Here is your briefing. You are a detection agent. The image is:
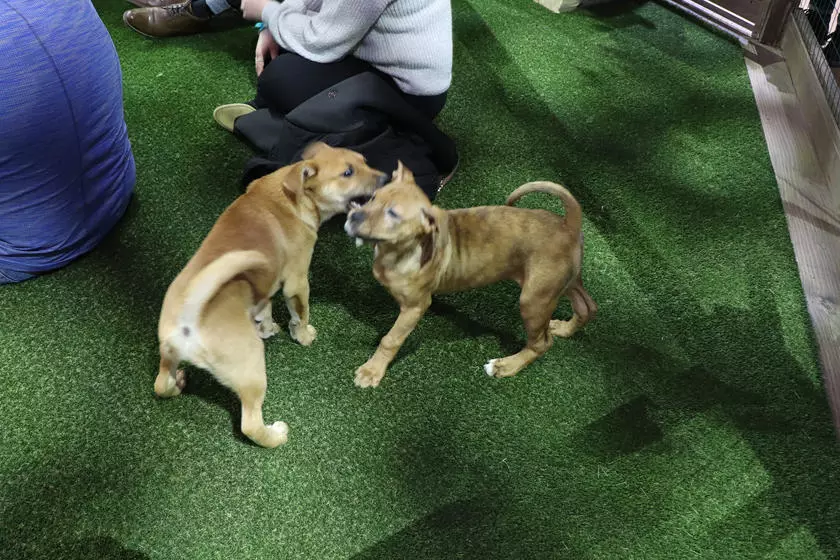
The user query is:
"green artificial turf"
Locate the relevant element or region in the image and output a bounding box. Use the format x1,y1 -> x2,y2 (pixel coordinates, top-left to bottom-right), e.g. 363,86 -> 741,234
2,0 -> 840,558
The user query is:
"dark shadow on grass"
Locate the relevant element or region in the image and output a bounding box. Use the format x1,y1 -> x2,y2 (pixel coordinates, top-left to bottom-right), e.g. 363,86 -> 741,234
352,497 -> 520,560
581,0 -> 656,30
178,17 -> 259,65
429,299 -> 522,355
179,367 -> 257,445
0,454 -> 147,559
353,430 -> 584,560
60,537 -> 150,560
574,395 -> 664,458
581,285 -> 840,554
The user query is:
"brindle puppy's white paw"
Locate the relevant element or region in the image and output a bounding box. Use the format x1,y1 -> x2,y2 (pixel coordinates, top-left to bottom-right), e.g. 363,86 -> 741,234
290,321 -> 317,346
354,362 -> 386,388
483,359 -> 498,377
267,421 -> 289,448
483,357 -> 520,378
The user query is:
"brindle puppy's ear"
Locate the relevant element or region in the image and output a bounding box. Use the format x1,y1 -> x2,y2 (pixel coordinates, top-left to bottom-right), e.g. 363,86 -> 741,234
419,206 -> 441,267
301,141 -> 330,160
283,161 -> 318,204
420,206 -> 438,234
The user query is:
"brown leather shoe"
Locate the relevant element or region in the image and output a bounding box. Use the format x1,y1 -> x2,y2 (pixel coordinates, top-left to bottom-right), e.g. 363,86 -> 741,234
127,0 -> 182,7
123,2 -> 210,37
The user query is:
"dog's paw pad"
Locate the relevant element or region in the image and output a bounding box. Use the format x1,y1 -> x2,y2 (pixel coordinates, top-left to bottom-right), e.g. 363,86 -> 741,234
483,359 -> 497,377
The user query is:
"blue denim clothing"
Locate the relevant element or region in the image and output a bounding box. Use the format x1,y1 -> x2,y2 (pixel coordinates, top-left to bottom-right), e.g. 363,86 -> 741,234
0,0 -> 135,280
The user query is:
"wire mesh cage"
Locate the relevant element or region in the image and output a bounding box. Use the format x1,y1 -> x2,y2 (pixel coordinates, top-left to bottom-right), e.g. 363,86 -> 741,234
802,0 -> 840,64
796,4 -> 840,125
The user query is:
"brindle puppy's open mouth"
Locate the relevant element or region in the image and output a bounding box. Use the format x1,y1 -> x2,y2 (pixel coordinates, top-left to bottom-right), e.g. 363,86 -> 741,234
346,224 -> 387,247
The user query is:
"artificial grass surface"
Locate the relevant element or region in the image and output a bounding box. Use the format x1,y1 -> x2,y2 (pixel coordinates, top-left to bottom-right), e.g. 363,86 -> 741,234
2,0 -> 839,558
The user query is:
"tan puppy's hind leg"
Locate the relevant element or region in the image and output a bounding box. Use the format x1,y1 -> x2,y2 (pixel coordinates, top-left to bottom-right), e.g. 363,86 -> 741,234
239,382 -> 289,449
206,301 -> 288,449
220,340 -> 289,449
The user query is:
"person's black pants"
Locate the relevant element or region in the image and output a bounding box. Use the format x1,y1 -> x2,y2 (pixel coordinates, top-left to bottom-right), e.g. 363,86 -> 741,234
254,51 -> 447,120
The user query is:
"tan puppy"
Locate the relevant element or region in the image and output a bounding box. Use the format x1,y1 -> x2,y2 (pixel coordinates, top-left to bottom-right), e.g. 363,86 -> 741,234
344,162 -> 596,388
156,143 -> 387,447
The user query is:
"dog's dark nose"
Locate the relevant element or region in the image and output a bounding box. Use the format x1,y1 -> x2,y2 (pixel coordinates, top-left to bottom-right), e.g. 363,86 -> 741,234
376,173 -> 388,188
349,210 -> 366,225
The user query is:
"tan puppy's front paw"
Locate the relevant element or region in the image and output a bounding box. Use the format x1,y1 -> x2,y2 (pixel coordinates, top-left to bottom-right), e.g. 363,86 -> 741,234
257,320 -> 281,340
290,321 -> 317,346
483,358 -> 520,378
354,362 -> 386,388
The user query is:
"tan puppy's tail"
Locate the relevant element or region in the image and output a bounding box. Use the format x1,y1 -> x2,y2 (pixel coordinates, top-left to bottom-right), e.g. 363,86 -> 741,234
178,250 -> 271,340
506,181 -> 582,233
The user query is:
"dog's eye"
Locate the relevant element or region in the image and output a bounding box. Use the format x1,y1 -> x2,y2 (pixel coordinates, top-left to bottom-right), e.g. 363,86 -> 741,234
343,166 -> 354,177
386,208 -> 400,220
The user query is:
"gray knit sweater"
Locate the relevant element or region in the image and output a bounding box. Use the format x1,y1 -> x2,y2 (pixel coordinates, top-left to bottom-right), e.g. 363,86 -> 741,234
261,0 -> 452,96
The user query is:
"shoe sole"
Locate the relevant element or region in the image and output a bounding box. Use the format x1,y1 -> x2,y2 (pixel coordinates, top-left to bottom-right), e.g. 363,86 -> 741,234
213,104 -> 256,133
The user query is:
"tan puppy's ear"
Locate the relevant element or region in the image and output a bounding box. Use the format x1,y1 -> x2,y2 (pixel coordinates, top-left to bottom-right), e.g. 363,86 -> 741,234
283,162 -> 318,203
302,141 -> 330,160
394,161 -> 416,183
392,161 -> 406,182
300,162 -> 318,186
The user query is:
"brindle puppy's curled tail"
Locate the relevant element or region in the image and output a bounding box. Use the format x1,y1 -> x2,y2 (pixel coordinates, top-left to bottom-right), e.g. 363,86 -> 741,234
505,181 -> 582,233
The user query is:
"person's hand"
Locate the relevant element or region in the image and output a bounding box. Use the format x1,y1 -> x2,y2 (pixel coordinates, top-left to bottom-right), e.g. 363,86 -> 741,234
240,0 -> 270,21
255,29 -> 279,76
